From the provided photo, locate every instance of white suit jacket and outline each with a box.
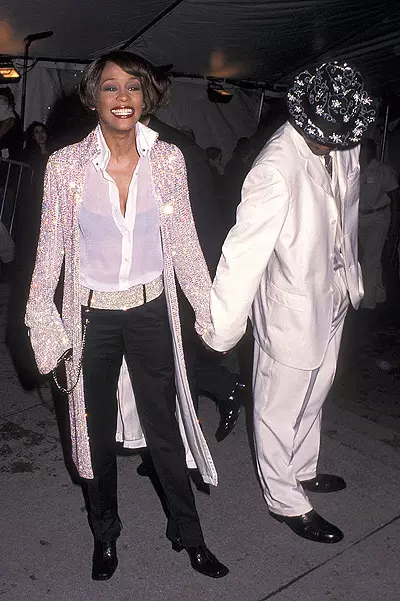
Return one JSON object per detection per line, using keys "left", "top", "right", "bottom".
{"left": 203, "top": 122, "right": 362, "bottom": 371}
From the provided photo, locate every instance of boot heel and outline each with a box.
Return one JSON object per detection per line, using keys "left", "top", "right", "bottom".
{"left": 172, "top": 541, "right": 184, "bottom": 553}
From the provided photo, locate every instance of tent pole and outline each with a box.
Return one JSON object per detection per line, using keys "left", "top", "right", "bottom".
{"left": 380, "top": 102, "right": 390, "bottom": 162}
{"left": 20, "top": 40, "right": 30, "bottom": 131}
{"left": 256, "top": 90, "right": 265, "bottom": 129}
{"left": 119, "top": 0, "right": 186, "bottom": 50}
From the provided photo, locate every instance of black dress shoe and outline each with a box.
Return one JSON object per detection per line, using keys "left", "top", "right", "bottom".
{"left": 215, "top": 382, "right": 246, "bottom": 442}
{"left": 270, "top": 509, "right": 343, "bottom": 543}
{"left": 92, "top": 540, "right": 118, "bottom": 580}
{"left": 300, "top": 474, "right": 346, "bottom": 493}
{"left": 172, "top": 541, "right": 229, "bottom": 578}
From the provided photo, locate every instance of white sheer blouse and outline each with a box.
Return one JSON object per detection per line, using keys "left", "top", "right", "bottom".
{"left": 79, "top": 123, "right": 163, "bottom": 292}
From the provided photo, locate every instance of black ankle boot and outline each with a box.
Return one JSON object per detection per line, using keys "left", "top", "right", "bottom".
{"left": 172, "top": 540, "right": 229, "bottom": 578}
{"left": 92, "top": 539, "right": 118, "bottom": 580}
{"left": 215, "top": 382, "right": 245, "bottom": 442}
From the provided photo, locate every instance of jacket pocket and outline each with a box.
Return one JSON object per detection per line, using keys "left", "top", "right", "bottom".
{"left": 266, "top": 280, "right": 306, "bottom": 312}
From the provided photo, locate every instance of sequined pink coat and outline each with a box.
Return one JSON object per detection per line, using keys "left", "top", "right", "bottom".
{"left": 25, "top": 129, "right": 217, "bottom": 485}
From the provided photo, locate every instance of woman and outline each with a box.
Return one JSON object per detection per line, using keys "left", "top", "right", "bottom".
{"left": 22, "top": 122, "right": 51, "bottom": 221}
{"left": 23, "top": 121, "right": 50, "bottom": 175}
{"left": 25, "top": 51, "right": 228, "bottom": 581}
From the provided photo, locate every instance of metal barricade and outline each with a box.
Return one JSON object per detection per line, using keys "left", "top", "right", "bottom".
{"left": 0, "top": 158, "right": 34, "bottom": 235}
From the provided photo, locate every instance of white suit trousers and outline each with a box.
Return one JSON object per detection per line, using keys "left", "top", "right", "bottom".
{"left": 253, "top": 268, "right": 349, "bottom": 516}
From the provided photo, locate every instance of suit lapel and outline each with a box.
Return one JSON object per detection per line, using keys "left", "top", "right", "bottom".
{"left": 305, "top": 158, "right": 334, "bottom": 198}
{"left": 289, "top": 124, "right": 334, "bottom": 198}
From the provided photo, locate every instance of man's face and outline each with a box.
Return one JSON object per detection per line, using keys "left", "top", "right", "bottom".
{"left": 304, "top": 136, "right": 337, "bottom": 156}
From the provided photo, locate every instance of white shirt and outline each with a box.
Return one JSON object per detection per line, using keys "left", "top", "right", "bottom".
{"left": 320, "top": 151, "right": 345, "bottom": 271}
{"left": 79, "top": 123, "right": 163, "bottom": 292}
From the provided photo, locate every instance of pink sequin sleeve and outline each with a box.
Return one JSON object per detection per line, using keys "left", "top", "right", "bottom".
{"left": 162, "top": 145, "right": 212, "bottom": 336}
{"left": 25, "top": 153, "right": 72, "bottom": 374}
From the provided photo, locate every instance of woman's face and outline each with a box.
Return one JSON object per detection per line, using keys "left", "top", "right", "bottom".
{"left": 33, "top": 125, "right": 47, "bottom": 145}
{"left": 96, "top": 62, "right": 144, "bottom": 134}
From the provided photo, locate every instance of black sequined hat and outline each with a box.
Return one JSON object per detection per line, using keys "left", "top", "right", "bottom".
{"left": 287, "top": 61, "right": 376, "bottom": 147}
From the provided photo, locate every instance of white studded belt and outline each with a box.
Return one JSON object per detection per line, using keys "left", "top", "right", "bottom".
{"left": 80, "top": 275, "right": 164, "bottom": 310}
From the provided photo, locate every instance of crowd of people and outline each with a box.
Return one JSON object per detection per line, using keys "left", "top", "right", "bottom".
{"left": 0, "top": 51, "right": 399, "bottom": 584}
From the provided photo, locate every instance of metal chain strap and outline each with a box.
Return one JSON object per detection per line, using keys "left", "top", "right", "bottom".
{"left": 52, "top": 291, "right": 93, "bottom": 395}
{"left": 51, "top": 318, "right": 89, "bottom": 394}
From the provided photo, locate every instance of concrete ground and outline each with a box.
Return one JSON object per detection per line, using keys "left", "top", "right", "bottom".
{"left": 1, "top": 279, "right": 400, "bottom": 601}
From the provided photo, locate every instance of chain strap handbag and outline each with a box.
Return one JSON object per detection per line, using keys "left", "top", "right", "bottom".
{"left": 52, "top": 289, "right": 93, "bottom": 394}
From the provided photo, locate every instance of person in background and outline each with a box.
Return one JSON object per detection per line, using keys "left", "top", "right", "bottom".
{"left": 205, "top": 145, "right": 223, "bottom": 176}
{"left": 25, "top": 50, "right": 228, "bottom": 581}
{"left": 205, "top": 146, "right": 225, "bottom": 207}
{"left": 179, "top": 124, "right": 196, "bottom": 142}
{"left": 23, "top": 121, "right": 51, "bottom": 178}
{"left": 0, "top": 87, "right": 23, "bottom": 231}
{"left": 0, "top": 219, "right": 14, "bottom": 279}
{"left": 0, "top": 87, "right": 22, "bottom": 160}
{"left": 358, "top": 137, "right": 400, "bottom": 309}
{"left": 222, "top": 136, "right": 255, "bottom": 232}
{"left": 22, "top": 121, "right": 52, "bottom": 219}
{"left": 203, "top": 61, "right": 376, "bottom": 544}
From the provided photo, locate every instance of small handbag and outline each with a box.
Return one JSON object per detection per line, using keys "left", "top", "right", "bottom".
{"left": 52, "top": 290, "right": 93, "bottom": 394}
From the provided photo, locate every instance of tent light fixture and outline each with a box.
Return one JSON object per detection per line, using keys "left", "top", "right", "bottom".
{"left": 0, "top": 61, "right": 21, "bottom": 84}
{"left": 207, "top": 79, "right": 234, "bottom": 103}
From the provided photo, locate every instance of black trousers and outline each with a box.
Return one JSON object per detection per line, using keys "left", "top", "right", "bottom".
{"left": 81, "top": 292, "right": 204, "bottom": 547}
{"left": 178, "top": 291, "right": 237, "bottom": 410}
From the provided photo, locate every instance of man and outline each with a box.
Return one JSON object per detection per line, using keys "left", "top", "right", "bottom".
{"left": 203, "top": 61, "right": 376, "bottom": 543}
{"left": 359, "top": 138, "right": 399, "bottom": 309}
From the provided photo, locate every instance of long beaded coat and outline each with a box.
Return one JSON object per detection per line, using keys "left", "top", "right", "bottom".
{"left": 25, "top": 128, "right": 217, "bottom": 485}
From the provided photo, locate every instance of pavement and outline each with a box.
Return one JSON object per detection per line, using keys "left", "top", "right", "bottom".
{"left": 1, "top": 279, "right": 400, "bottom": 601}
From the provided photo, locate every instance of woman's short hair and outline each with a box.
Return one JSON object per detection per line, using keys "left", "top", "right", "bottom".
{"left": 79, "top": 51, "right": 171, "bottom": 114}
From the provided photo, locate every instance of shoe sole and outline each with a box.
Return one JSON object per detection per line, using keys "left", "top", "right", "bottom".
{"left": 92, "top": 560, "right": 118, "bottom": 580}
{"left": 300, "top": 483, "right": 346, "bottom": 493}
{"left": 191, "top": 564, "right": 230, "bottom": 578}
